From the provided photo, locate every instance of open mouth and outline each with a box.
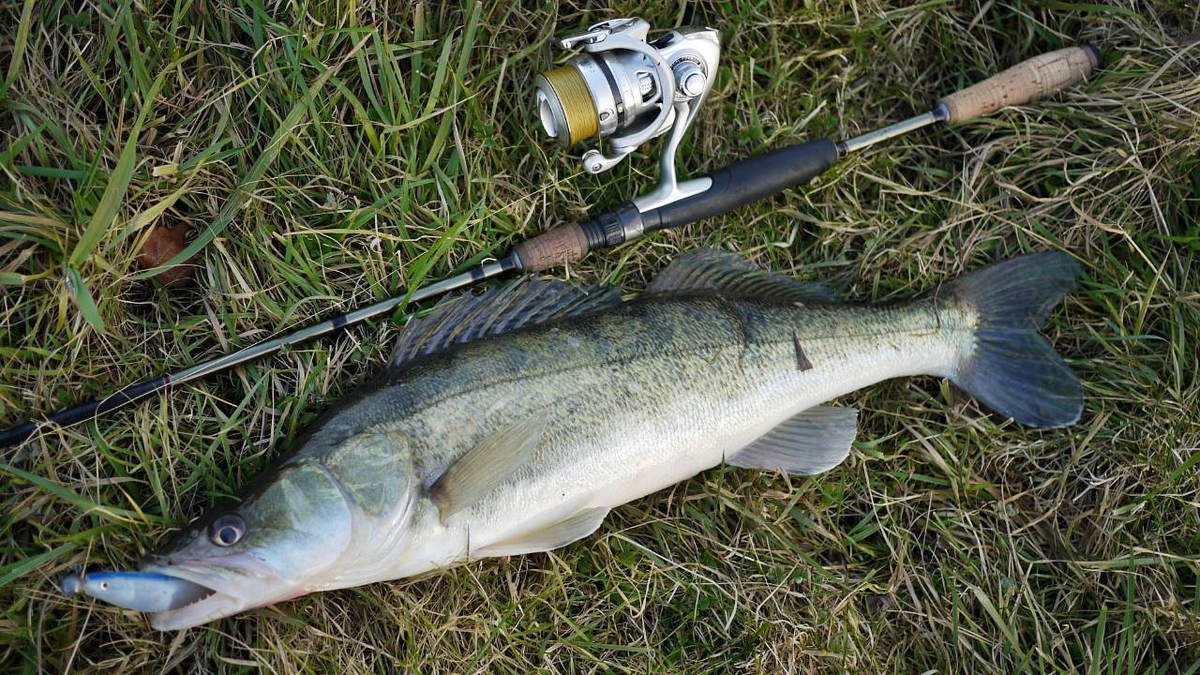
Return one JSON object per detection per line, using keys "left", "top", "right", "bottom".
{"left": 137, "top": 562, "right": 253, "bottom": 631}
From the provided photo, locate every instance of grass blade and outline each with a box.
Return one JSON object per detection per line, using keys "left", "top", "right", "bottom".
{"left": 133, "top": 34, "right": 371, "bottom": 279}
{"left": 0, "top": 542, "right": 79, "bottom": 589}
{"left": 1, "top": 0, "right": 36, "bottom": 92}
{"left": 64, "top": 264, "right": 105, "bottom": 333}
{"left": 67, "top": 76, "right": 163, "bottom": 268}
{"left": 0, "top": 463, "right": 164, "bottom": 524}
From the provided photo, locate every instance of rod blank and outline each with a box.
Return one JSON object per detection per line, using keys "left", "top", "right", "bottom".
{"left": 0, "top": 257, "right": 516, "bottom": 448}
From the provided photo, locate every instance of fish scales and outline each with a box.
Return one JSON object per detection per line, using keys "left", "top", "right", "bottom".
{"left": 299, "top": 294, "right": 967, "bottom": 580}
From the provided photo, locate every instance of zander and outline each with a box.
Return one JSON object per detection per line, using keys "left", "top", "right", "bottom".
{"left": 69, "top": 250, "right": 1083, "bottom": 630}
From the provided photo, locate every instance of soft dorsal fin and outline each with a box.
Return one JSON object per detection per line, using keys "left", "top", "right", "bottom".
{"left": 727, "top": 405, "right": 857, "bottom": 475}
{"left": 646, "top": 248, "right": 838, "bottom": 305}
{"left": 391, "top": 278, "right": 623, "bottom": 367}
{"left": 474, "top": 507, "right": 610, "bottom": 558}
{"left": 428, "top": 414, "right": 546, "bottom": 523}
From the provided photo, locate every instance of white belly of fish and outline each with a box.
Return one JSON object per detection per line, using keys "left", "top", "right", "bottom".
{"left": 382, "top": 328, "right": 958, "bottom": 577}
{"left": 582, "top": 330, "right": 956, "bottom": 510}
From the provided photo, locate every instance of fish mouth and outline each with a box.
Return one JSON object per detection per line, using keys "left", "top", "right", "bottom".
{"left": 140, "top": 555, "right": 285, "bottom": 631}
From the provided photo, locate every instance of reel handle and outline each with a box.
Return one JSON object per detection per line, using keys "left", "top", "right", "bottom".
{"left": 938, "top": 45, "right": 1100, "bottom": 124}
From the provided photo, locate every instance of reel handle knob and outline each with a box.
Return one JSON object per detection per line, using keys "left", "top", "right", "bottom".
{"left": 938, "top": 45, "right": 1100, "bottom": 124}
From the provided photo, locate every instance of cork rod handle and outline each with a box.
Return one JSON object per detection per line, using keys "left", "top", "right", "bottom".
{"left": 512, "top": 222, "right": 590, "bottom": 272}
{"left": 938, "top": 45, "right": 1100, "bottom": 124}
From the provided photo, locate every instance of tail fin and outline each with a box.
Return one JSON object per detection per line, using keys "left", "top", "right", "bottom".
{"left": 942, "top": 252, "right": 1084, "bottom": 428}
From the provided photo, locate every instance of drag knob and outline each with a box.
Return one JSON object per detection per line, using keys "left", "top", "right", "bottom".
{"left": 673, "top": 60, "right": 707, "bottom": 99}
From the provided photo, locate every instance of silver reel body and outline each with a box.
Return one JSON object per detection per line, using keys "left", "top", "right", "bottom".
{"left": 535, "top": 18, "right": 721, "bottom": 210}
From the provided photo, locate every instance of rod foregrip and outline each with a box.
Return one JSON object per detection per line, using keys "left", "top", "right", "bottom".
{"left": 512, "top": 201, "right": 646, "bottom": 271}
{"left": 642, "top": 138, "right": 840, "bottom": 232}
{"left": 938, "top": 45, "right": 1100, "bottom": 124}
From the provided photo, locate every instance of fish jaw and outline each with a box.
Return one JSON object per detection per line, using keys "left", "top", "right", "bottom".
{"left": 140, "top": 552, "right": 303, "bottom": 630}
{"left": 139, "top": 459, "right": 370, "bottom": 629}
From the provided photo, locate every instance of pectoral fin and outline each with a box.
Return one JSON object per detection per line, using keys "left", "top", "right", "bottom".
{"left": 428, "top": 415, "right": 547, "bottom": 522}
{"left": 727, "top": 405, "right": 857, "bottom": 475}
{"left": 474, "top": 507, "right": 610, "bottom": 558}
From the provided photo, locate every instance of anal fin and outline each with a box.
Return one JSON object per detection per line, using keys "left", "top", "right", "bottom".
{"left": 727, "top": 405, "right": 857, "bottom": 476}
{"left": 474, "top": 507, "right": 609, "bottom": 558}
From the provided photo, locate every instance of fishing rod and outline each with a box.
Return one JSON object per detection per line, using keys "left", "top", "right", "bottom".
{"left": 0, "top": 18, "right": 1100, "bottom": 449}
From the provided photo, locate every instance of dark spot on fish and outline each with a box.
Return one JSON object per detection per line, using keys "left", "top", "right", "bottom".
{"left": 793, "top": 331, "right": 813, "bottom": 371}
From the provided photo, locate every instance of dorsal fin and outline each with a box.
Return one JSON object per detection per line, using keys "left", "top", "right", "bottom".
{"left": 646, "top": 248, "right": 838, "bottom": 305}
{"left": 391, "top": 278, "right": 623, "bottom": 368}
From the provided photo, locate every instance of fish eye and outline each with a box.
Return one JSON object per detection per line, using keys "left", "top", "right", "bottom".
{"left": 209, "top": 514, "right": 246, "bottom": 547}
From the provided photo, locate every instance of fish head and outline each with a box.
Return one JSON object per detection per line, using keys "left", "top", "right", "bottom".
{"left": 141, "top": 460, "right": 356, "bottom": 630}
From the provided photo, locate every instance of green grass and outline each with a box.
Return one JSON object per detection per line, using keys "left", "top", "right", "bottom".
{"left": 2, "top": 0, "right": 1198, "bottom": 672}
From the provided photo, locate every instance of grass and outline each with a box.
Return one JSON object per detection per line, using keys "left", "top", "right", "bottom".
{"left": 1, "top": 0, "right": 1198, "bottom": 672}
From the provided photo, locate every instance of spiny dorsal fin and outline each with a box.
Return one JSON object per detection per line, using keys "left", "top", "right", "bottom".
{"left": 474, "top": 507, "right": 609, "bottom": 558}
{"left": 391, "top": 278, "right": 623, "bottom": 368}
{"left": 727, "top": 405, "right": 857, "bottom": 475}
{"left": 428, "top": 414, "right": 546, "bottom": 523}
{"left": 647, "top": 248, "right": 838, "bottom": 305}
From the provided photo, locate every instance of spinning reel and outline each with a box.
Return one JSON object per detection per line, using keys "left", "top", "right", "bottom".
{"left": 534, "top": 18, "right": 721, "bottom": 211}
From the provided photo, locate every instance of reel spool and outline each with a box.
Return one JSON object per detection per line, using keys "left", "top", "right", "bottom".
{"left": 534, "top": 18, "right": 721, "bottom": 210}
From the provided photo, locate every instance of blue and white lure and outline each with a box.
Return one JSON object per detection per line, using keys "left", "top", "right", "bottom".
{"left": 61, "top": 570, "right": 212, "bottom": 613}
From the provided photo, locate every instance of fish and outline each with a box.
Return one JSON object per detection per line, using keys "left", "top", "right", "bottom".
{"left": 66, "top": 249, "right": 1084, "bottom": 630}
